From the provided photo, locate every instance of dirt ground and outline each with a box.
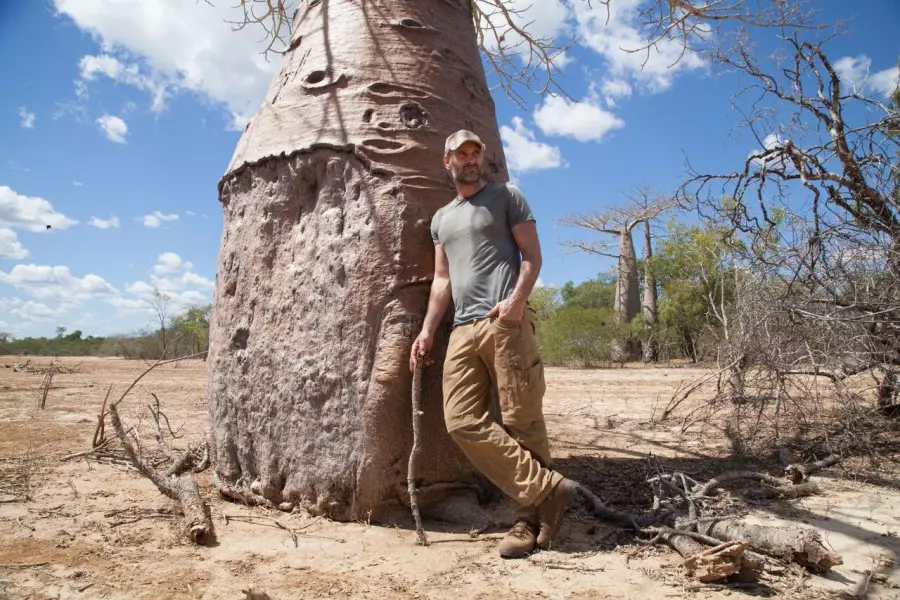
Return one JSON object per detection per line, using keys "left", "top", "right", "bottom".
{"left": 0, "top": 356, "right": 898, "bottom": 599}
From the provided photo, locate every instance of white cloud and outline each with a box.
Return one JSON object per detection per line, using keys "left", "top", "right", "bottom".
{"left": 88, "top": 216, "right": 120, "bottom": 229}
{"left": 0, "top": 229, "right": 28, "bottom": 260}
{"left": 600, "top": 78, "right": 633, "bottom": 107}
{"left": 73, "top": 181, "right": 83, "bottom": 187}
{"left": 11, "top": 301, "right": 67, "bottom": 322}
{"left": 749, "top": 133, "right": 791, "bottom": 169}
{"left": 152, "top": 252, "right": 193, "bottom": 275}
{"left": 835, "top": 55, "right": 899, "bottom": 98}
{"left": 141, "top": 211, "right": 179, "bottom": 228}
{"left": 18, "top": 107, "right": 35, "bottom": 129}
{"left": 0, "top": 264, "right": 119, "bottom": 302}
{"left": 79, "top": 54, "right": 168, "bottom": 112}
{"left": 573, "top": 0, "right": 705, "bottom": 93}
{"left": 534, "top": 94, "right": 625, "bottom": 142}
{"left": 475, "top": 0, "right": 573, "bottom": 72}
{"left": 185, "top": 210, "right": 196, "bottom": 217}
{"left": 0, "top": 185, "right": 78, "bottom": 232}
{"left": 120, "top": 253, "right": 214, "bottom": 317}
{"left": 500, "top": 117, "right": 563, "bottom": 174}
{"left": 96, "top": 114, "right": 128, "bottom": 143}
{"left": 54, "top": 0, "right": 281, "bottom": 128}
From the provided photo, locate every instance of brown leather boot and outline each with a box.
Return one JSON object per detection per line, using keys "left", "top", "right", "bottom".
{"left": 498, "top": 520, "right": 537, "bottom": 559}
{"left": 536, "top": 478, "right": 576, "bottom": 550}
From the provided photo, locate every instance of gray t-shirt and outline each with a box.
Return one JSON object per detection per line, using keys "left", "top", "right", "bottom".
{"left": 430, "top": 183, "right": 535, "bottom": 325}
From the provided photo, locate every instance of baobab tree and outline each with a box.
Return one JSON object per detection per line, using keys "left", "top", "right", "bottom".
{"left": 561, "top": 188, "right": 675, "bottom": 359}
{"left": 206, "top": 0, "right": 820, "bottom": 518}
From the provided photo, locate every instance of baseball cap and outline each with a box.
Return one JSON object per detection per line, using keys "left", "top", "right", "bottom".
{"left": 444, "top": 130, "right": 485, "bottom": 155}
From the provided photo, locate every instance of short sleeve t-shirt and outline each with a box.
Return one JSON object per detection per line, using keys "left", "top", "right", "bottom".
{"left": 430, "top": 183, "right": 535, "bottom": 325}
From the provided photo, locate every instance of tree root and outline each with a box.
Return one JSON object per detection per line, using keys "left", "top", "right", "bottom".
{"left": 212, "top": 472, "right": 276, "bottom": 509}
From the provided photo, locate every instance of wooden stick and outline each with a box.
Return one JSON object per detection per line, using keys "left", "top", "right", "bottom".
{"left": 408, "top": 359, "right": 428, "bottom": 546}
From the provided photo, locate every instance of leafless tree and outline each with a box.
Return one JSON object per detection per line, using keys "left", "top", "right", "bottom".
{"left": 678, "top": 30, "right": 900, "bottom": 448}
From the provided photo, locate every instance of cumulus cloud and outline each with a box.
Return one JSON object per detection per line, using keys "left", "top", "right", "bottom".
{"left": 0, "top": 229, "right": 28, "bottom": 260}
{"left": 11, "top": 301, "right": 67, "bottom": 322}
{"left": 18, "top": 107, "right": 35, "bottom": 129}
{"left": 534, "top": 94, "right": 625, "bottom": 142}
{"left": 152, "top": 252, "right": 193, "bottom": 275}
{"left": 0, "top": 264, "right": 119, "bottom": 302}
{"left": 572, "top": 0, "right": 705, "bottom": 93}
{"left": 834, "top": 55, "right": 900, "bottom": 98}
{"left": 476, "top": 0, "right": 573, "bottom": 69}
{"left": 88, "top": 216, "right": 120, "bottom": 229}
{"left": 117, "top": 252, "right": 214, "bottom": 316}
{"left": 141, "top": 211, "right": 179, "bottom": 228}
{"left": 600, "top": 78, "right": 633, "bottom": 107}
{"left": 500, "top": 117, "right": 563, "bottom": 174}
{"left": 0, "top": 185, "right": 78, "bottom": 232}
{"left": 54, "top": 0, "right": 281, "bottom": 128}
{"left": 96, "top": 114, "right": 128, "bottom": 143}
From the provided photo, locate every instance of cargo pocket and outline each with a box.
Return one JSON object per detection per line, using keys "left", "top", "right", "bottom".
{"left": 501, "top": 359, "right": 546, "bottom": 425}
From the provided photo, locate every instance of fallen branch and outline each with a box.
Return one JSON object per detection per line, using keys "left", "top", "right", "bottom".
{"left": 784, "top": 454, "right": 841, "bottom": 484}
{"left": 678, "top": 539, "right": 751, "bottom": 583}
{"left": 694, "top": 470, "right": 787, "bottom": 498}
{"left": 573, "top": 482, "right": 640, "bottom": 529}
{"left": 705, "top": 519, "right": 842, "bottom": 572}
{"left": 745, "top": 482, "right": 820, "bottom": 500}
{"left": 408, "top": 359, "right": 428, "bottom": 546}
{"left": 0, "top": 562, "right": 49, "bottom": 569}
{"left": 92, "top": 384, "right": 112, "bottom": 448}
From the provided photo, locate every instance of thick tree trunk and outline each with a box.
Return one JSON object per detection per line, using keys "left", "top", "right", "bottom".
{"left": 614, "top": 228, "right": 641, "bottom": 360}
{"left": 614, "top": 229, "right": 641, "bottom": 322}
{"left": 641, "top": 220, "right": 657, "bottom": 362}
{"left": 208, "top": 0, "right": 506, "bottom": 520}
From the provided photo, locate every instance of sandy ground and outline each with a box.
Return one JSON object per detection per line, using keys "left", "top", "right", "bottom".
{"left": 0, "top": 356, "right": 898, "bottom": 600}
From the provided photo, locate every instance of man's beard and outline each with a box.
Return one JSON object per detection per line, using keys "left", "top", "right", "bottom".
{"left": 453, "top": 165, "right": 483, "bottom": 184}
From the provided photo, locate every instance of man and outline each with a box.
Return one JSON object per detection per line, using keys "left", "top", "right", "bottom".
{"left": 410, "top": 129, "right": 575, "bottom": 558}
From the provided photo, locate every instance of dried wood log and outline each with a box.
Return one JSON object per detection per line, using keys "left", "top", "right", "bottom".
{"left": 745, "top": 482, "right": 820, "bottom": 500}
{"left": 108, "top": 402, "right": 210, "bottom": 542}
{"left": 407, "top": 359, "right": 428, "bottom": 546}
{"left": 784, "top": 454, "right": 840, "bottom": 484}
{"left": 705, "top": 519, "right": 842, "bottom": 572}
{"left": 677, "top": 539, "right": 749, "bottom": 583}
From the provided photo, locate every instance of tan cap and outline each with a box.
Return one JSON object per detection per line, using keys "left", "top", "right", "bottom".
{"left": 444, "top": 130, "right": 485, "bottom": 155}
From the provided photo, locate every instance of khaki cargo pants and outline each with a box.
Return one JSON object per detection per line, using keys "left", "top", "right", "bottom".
{"left": 443, "top": 310, "right": 562, "bottom": 523}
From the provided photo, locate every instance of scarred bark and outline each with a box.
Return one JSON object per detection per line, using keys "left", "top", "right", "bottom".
{"left": 208, "top": 0, "right": 506, "bottom": 520}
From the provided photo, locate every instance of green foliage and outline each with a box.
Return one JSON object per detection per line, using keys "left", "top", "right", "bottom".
{"left": 530, "top": 277, "right": 627, "bottom": 367}
{"left": 538, "top": 306, "right": 626, "bottom": 367}
{"left": 650, "top": 223, "right": 737, "bottom": 361}
{"left": 559, "top": 277, "right": 615, "bottom": 309}
{"left": 0, "top": 304, "right": 212, "bottom": 359}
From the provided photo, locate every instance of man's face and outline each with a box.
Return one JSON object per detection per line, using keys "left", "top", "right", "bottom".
{"left": 444, "top": 142, "right": 484, "bottom": 185}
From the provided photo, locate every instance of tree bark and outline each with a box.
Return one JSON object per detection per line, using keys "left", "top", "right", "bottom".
{"left": 208, "top": 0, "right": 506, "bottom": 520}
{"left": 706, "top": 520, "right": 842, "bottom": 573}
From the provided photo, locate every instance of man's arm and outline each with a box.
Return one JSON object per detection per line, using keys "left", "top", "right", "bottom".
{"left": 410, "top": 244, "right": 452, "bottom": 371}
{"left": 487, "top": 220, "right": 542, "bottom": 322}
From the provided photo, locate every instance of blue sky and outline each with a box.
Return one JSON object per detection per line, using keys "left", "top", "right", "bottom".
{"left": 1, "top": 0, "right": 898, "bottom": 338}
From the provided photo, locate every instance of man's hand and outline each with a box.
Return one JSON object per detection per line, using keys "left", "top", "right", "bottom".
{"left": 409, "top": 331, "right": 434, "bottom": 372}
{"left": 486, "top": 296, "right": 526, "bottom": 323}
